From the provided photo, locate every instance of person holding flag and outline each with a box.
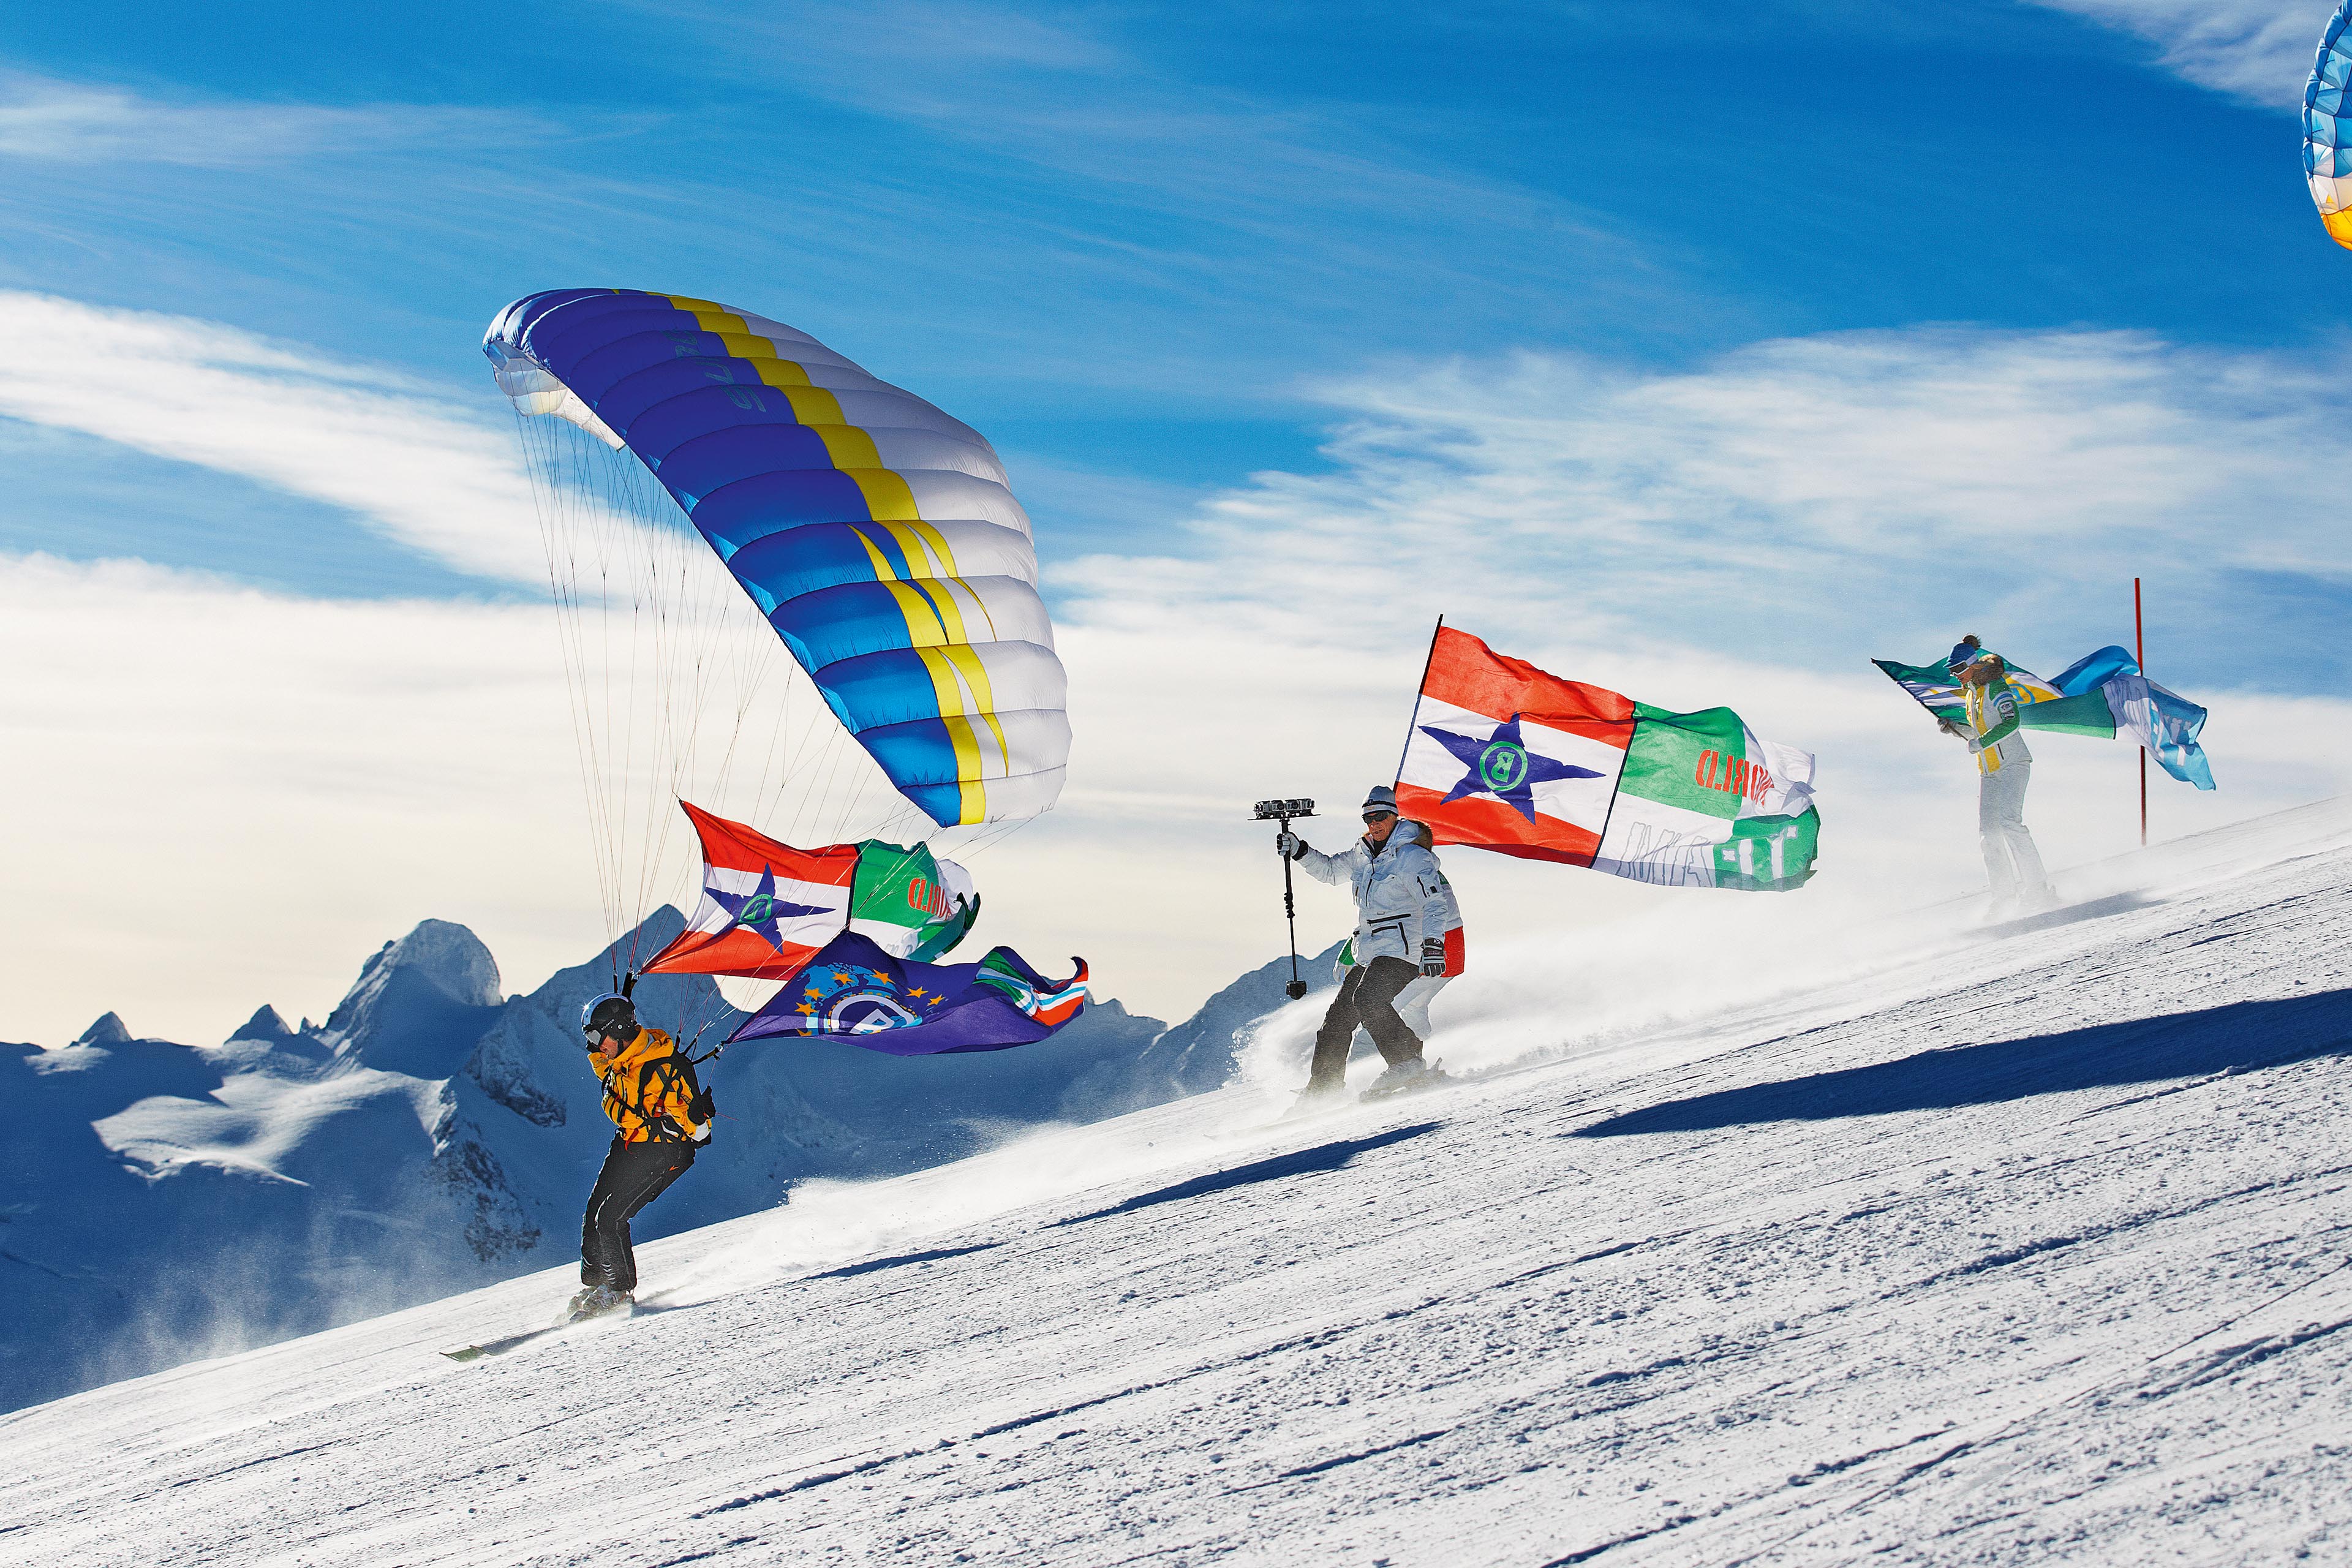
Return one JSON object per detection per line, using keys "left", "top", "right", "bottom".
{"left": 569, "top": 992, "right": 710, "bottom": 1322}
{"left": 1277, "top": 785, "right": 1457, "bottom": 1107}
{"left": 1943, "top": 639, "right": 2054, "bottom": 916}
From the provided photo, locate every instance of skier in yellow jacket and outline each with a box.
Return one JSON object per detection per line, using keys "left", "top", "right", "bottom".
{"left": 1942, "top": 642, "right": 2053, "bottom": 916}
{"left": 570, "top": 993, "right": 709, "bottom": 1321}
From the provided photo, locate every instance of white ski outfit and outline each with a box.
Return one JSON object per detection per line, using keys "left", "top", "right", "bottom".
{"left": 1332, "top": 821, "right": 1464, "bottom": 1040}
{"left": 1294, "top": 823, "right": 1451, "bottom": 967}
{"left": 1287, "top": 816, "right": 1458, "bottom": 1095}
{"left": 1964, "top": 675, "right": 2051, "bottom": 906}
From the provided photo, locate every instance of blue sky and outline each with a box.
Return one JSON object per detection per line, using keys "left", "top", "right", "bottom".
{"left": 5, "top": 1, "right": 2350, "bottom": 1042}
{"left": 6, "top": 1, "right": 2340, "bottom": 586}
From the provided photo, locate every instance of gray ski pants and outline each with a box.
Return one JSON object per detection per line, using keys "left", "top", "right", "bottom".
{"left": 1978, "top": 761, "right": 2050, "bottom": 902}
{"left": 1309, "top": 956, "right": 1422, "bottom": 1091}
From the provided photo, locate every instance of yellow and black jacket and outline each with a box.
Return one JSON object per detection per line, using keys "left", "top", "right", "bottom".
{"left": 593, "top": 1028, "right": 707, "bottom": 1145}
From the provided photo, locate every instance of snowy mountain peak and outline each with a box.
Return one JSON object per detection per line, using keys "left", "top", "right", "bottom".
{"left": 72, "top": 1011, "right": 132, "bottom": 1047}
{"left": 231, "top": 1005, "right": 294, "bottom": 1042}
{"left": 324, "top": 919, "right": 504, "bottom": 1080}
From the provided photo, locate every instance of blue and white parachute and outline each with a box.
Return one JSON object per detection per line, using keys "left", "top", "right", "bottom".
{"left": 486, "top": 289, "right": 1068, "bottom": 830}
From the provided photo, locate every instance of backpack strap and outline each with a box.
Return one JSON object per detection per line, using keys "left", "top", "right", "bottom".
{"left": 605, "top": 1049, "right": 688, "bottom": 1142}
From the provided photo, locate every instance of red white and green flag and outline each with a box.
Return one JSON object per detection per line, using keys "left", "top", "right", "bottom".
{"left": 1396, "top": 627, "right": 1819, "bottom": 891}
{"left": 638, "top": 801, "right": 982, "bottom": 981}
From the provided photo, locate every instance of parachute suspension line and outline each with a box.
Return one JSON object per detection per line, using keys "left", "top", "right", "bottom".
{"left": 518, "top": 408, "right": 626, "bottom": 955}
{"left": 944, "top": 813, "right": 1038, "bottom": 864}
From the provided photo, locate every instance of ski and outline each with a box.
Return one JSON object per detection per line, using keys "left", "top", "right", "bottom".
{"left": 440, "top": 1294, "right": 650, "bottom": 1362}
{"left": 442, "top": 1324, "right": 575, "bottom": 1363}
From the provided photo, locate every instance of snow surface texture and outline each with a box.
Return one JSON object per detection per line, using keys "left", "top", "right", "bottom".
{"left": 4, "top": 799, "right": 2347, "bottom": 1564}
{"left": 0, "top": 911, "right": 1165, "bottom": 1413}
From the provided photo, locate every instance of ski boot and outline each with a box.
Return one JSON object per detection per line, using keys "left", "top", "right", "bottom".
{"left": 1360, "top": 1057, "right": 1449, "bottom": 1102}
{"left": 567, "top": 1286, "right": 635, "bottom": 1324}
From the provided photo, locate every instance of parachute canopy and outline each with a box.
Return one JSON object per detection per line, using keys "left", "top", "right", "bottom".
{"left": 2307, "top": 6, "right": 2352, "bottom": 249}
{"left": 484, "top": 289, "right": 1069, "bottom": 828}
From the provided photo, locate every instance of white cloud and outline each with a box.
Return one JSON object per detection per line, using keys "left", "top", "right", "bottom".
{"left": 2029, "top": 0, "right": 2320, "bottom": 105}
{"left": 0, "top": 292, "right": 543, "bottom": 582}
{"left": 1065, "top": 328, "right": 2346, "bottom": 657}
{"left": 6, "top": 309, "right": 2349, "bottom": 1049}
{"left": 0, "top": 72, "right": 557, "bottom": 165}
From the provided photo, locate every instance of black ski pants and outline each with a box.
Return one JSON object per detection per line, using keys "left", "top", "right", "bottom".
{"left": 581, "top": 1136, "right": 696, "bottom": 1292}
{"left": 1307, "top": 955, "right": 1423, "bottom": 1092}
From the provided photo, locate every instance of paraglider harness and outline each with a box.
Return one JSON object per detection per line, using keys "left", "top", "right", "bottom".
{"left": 598, "top": 974, "right": 718, "bottom": 1143}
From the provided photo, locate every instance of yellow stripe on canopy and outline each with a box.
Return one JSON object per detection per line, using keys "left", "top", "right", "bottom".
{"left": 846, "top": 469, "right": 922, "bottom": 521}
{"left": 710, "top": 331, "right": 783, "bottom": 361}
{"left": 667, "top": 296, "right": 751, "bottom": 335}
{"left": 942, "top": 643, "right": 1011, "bottom": 764}
{"left": 881, "top": 580, "right": 951, "bottom": 646}
{"left": 750, "top": 358, "right": 815, "bottom": 388}
{"left": 813, "top": 426, "right": 884, "bottom": 469}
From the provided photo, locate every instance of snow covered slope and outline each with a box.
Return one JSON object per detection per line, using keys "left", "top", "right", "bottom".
{"left": 4, "top": 800, "right": 2348, "bottom": 1565}
{"left": 0, "top": 911, "right": 1164, "bottom": 1413}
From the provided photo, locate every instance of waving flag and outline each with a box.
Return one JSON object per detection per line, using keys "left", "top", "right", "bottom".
{"left": 847, "top": 840, "right": 981, "bottom": 961}
{"left": 1397, "top": 627, "right": 1819, "bottom": 891}
{"left": 1872, "top": 645, "right": 2215, "bottom": 790}
{"left": 639, "top": 802, "right": 859, "bottom": 979}
{"left": 725, "top": 932, "right": 1088, "bottom": 1055}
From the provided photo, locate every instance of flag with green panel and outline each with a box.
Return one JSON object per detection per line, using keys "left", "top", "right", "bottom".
{"left": 1396, "top": 627, "right": 1820, "bottom": 892}
{"left": 1597, "top": 703, "right": 1822, "bottom": 890}
{"left": 848, "top": 839, "right": 981, "bottom": 962}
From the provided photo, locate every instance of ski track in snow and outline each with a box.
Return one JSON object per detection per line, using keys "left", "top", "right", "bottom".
{"left": 4, "top": 804, "right": 2351, "bottom": 1566}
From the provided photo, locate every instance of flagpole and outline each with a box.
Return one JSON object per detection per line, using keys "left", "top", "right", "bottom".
{"left": 2135, "top": 577, "right": 2146, "bottom": 849}
{"left": 1392, "top": 616, "right": 1445, "bottom": 788}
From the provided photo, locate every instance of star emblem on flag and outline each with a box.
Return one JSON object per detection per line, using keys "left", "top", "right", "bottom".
{"left": 1419, "top": 713, "right": 1600, "bottom": 823}
{"left": 708, "top": 864, "right": 826, "bottom": 952}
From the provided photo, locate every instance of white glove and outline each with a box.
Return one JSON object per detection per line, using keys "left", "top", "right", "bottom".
{"left": 1420, "top": 938, "right": 1446, "bottom": 978}
{"left": 1276, "top": 831, "right": 1303, "bottom": 859}
{"left": 1936, "top": 718, "right": 1962, "bottom": 739}
{"left": 689, "top": 1121, "right": 712, "bottom": 1144}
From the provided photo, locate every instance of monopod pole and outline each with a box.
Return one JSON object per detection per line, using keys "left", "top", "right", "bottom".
{"left": 1254, "top": 797, "right": 1319, "bottom": 1000}
{"left": 2136, "top": 577, "right": 2147, "bottom": 848}
{"left": 1280, "top": 843, "right": 1305, "bottom": 1000}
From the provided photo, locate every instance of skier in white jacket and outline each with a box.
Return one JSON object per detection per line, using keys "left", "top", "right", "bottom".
{"left": 1335, "top": 816, "right": 1464, "bottom": 1043}
{"left": 1276, "top": 785, "right": 1455, "bottom": 1103}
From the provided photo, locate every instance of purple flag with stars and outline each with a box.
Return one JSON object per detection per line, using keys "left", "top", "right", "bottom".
{"left": 725, "top": 932, "right": 1090, "bottom": 1055}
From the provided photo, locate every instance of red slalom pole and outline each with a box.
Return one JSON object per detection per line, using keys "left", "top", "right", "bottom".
{"left": 2135, "top": 577, "right": 2146, "bottom": 848}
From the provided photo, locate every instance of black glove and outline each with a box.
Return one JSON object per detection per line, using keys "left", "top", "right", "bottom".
{"left": 1419, "top": 938, "right": 1446, "bottom": 978}
{"left": 1276, "top": 830, "right": 1305, "bottom": 859}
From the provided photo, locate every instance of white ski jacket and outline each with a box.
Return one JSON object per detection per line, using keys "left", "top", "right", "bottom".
{"left": 1295, "top": 820, "right": 1453, "bottom": 965}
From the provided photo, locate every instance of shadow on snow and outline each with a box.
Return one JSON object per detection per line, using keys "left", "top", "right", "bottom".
{"left": 1055, "top": 1123, "right": 1442, "bottom": 1227}
{"left": 1574, "top": 989, "right": 2352, "bottom": 1139}
{"left": 806, "top": 1243, "right": 1003, "bottom": 1280}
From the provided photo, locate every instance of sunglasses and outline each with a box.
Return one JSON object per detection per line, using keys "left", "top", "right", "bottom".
{"left": 1362, "top": 810, "right": 1396, "bottom": 824}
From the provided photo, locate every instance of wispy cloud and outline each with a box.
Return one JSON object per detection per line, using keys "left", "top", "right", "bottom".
{"left": 622, "top": 0, "right": 1663, "bottom": 374}
{"left": 9, "top": 306, "right": 2348, "bottom": 1045}
{"left": 2027, "top": 0, "right": 2319, "bottom": 105}
{"left": 0, "top": 70, "right": 562, "bottom": 165}
{"left": 0, "top": 292, "right": 541, "bottom": 582}
{"left": 1062, "top": 327, "right": 2347, "bottom": 669}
